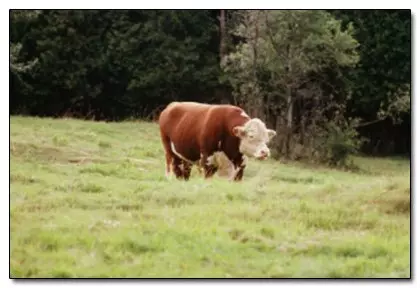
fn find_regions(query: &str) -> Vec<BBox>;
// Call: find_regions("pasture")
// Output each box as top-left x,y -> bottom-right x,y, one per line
10,116 -> 410,278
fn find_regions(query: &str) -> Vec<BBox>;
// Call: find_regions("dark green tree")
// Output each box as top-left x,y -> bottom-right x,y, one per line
10,10 -> 221,119
332,10 -> 411,154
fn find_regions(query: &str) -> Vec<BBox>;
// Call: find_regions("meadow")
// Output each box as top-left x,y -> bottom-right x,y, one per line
10,116 -> 410,278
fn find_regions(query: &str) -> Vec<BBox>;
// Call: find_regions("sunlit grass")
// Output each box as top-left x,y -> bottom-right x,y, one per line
10,116 -> 410,278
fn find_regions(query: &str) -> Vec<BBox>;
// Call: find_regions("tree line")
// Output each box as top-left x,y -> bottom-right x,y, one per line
10,9 -> 411,164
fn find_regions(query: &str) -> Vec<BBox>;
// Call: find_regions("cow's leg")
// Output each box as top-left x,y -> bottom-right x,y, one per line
172,156 -> 185,179
233,166 -> 245,181
164,152 -> 173,178
171,157 -> 193,180
232,155 -> 247,181
200,153 -> 218,179
182,161 -> 193,180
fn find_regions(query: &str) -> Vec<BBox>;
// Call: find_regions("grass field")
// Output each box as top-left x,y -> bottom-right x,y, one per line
10,116 -> 411,278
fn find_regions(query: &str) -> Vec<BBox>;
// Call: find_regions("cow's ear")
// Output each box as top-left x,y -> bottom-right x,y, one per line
267,129 -> 277,140
232,126 -> 247,138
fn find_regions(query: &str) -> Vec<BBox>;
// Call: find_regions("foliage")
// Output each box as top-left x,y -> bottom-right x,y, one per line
10,10 -> 41,72
332,10 -> 411,119
10,42 -> 39,73
10,10 -> 41,99
315,120 -> 364,167
222,10 -> 360,162
377,83 -> 411,125
10,10 -> 221,119
222,10 -> 359,92
331,10 -> 411,154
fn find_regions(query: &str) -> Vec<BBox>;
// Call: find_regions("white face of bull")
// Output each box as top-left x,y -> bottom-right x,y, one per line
233,118 -> 276,160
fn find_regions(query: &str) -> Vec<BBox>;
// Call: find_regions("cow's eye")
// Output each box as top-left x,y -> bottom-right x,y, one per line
249,135 -> 254,139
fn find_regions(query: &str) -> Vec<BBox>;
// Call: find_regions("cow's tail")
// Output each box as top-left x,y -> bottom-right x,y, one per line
160,130 -> 173,178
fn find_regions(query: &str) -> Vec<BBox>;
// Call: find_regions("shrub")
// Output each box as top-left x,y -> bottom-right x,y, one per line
315,120 -> 364,167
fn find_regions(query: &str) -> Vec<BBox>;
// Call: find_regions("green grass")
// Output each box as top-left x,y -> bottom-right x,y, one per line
10,116 -> 411,278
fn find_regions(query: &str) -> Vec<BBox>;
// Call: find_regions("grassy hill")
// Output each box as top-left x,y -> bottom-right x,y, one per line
10,116 -> 410,278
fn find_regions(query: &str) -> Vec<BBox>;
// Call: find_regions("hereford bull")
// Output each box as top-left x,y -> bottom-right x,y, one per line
158,101 -> 276,181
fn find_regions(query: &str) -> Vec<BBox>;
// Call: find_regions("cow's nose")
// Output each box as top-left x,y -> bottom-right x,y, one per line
259,150 -> 269,159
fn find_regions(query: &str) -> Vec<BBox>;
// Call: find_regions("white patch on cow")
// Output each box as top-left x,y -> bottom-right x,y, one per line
206,154 -> 214,166
241,155 -> 248,167
218,141 -> 222,150
170,141 -> 194,164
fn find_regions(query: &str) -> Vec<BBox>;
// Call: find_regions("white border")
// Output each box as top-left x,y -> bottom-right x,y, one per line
2,1 -> 418,288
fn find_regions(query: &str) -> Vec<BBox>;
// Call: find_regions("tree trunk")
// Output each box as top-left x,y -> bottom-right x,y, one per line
275,114 -> 284,156
285,87 -> 293,159
219,9 -> 226,66
299,95 -> 306,146
251,11 -> 265,120
300,114 -> 305,145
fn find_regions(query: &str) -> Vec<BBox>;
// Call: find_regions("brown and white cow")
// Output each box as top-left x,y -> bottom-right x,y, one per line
158,101 -> 276,181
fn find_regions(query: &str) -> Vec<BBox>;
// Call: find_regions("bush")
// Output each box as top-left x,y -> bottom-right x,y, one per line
315,121 -> 364,167
271,116 -> 363,168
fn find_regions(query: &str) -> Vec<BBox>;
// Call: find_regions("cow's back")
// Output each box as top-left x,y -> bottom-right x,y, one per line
159,102 -> 210,138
